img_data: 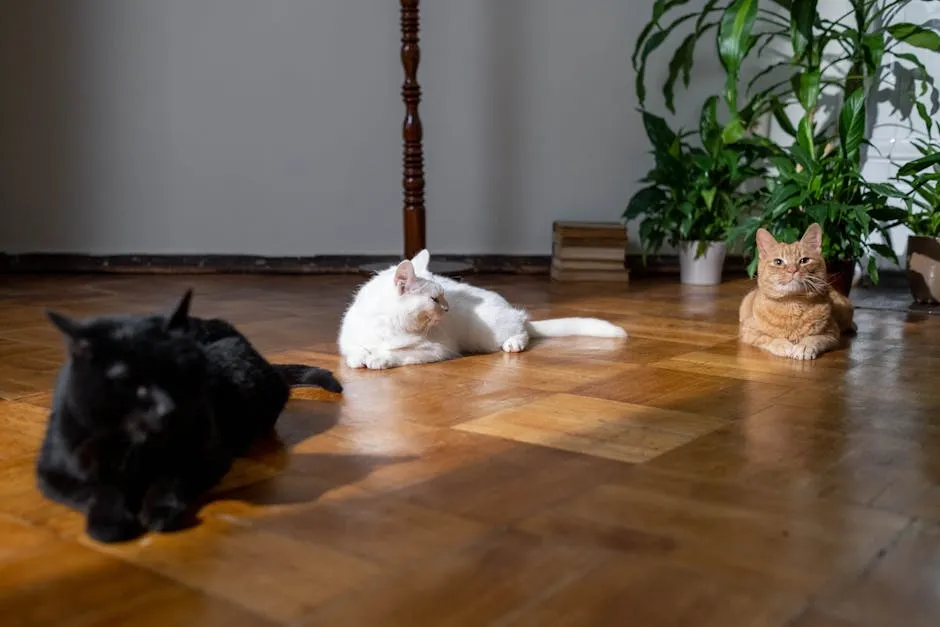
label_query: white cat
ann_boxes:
[338,249,628,370]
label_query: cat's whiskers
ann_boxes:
[800,273,830,296]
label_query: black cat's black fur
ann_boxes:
[35,289,342,543]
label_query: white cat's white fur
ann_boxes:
[338,249,628,370]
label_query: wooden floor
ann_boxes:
[0,273,938,626]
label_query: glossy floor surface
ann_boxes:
[0,273,937,626]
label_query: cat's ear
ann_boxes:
[45,309,81,338]
[45,310,91,357]
[755,228,778,258]
[800,223,823,253]
[394,260,416,295]
[411,249,430,274]
[164,289,193,332]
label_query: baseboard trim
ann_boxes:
[0,253,553,275]
[1,252,903,280]
[626,254,750,277]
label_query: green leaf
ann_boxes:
[638,217,660,255]
[641,110,678,153]
[746,256,759,277]
[694,0,722,34]
[632,0,695,66]
[769,97,798,137]
[699,95,721,153]
[790,0,817,62]
[722,117,746,145]
[867,256,879,284]
[664,33,698,114]
[653,0,692,21]
[804,204,829,224]
[635,30,669,107]
[839,89,866,163]
[685,0,722,87]
[634,12,701,107]
[797,115,816,158]
[679,203,695,239]
[867,182,907,199]
[779,226,802,245]
[632,21,658,68]
[702,187,717,210]
[769,155,796,177]
[792,70,821,112]
[898,152,940,177]
[624,185,668,220]
[887,23,940,52]
[868,206,907,223]
[652,0,718,113]
[869,243,897,259]
[852,205,871,233]
[861,32,885,75]
[894,51,930,78]
[717,0,759,105]
[765,181,803,216]
[916,101,932,137]
[789,143,816,173]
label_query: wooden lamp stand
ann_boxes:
[361,0,471,275]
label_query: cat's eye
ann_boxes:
[772,258,784,266]
[431,296,440,304]
[136,386,149,400]
[799,257,810,264]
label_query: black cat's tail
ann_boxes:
[274,364,343,393]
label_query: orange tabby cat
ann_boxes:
[739,223,855,360]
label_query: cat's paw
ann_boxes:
[86,494,144,543]
[501,334,529,353]
[344,352,369,369]
[766,339,795,358]
[141,488,191,533]
[141,503,191,532]
[86,516,144,543]
[789,343,820,361]
[364,355,394,370]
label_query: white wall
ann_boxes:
[0,0,721,257]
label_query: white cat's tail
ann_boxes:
[526,318,627,338]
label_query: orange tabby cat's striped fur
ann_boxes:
[739,223,855,360]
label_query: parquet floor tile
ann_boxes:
[0,273,936,625]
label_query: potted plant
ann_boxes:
[895,120,940,304]
[730,90,907,295]
[625,99,766,285]
[730,89,906,295]
[633,0,939,294]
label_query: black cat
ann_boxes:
[35,289,342,543]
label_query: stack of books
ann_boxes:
[550,221,629,283]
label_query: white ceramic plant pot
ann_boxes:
[678,240,727,286]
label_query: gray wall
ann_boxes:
[0,0,717,256]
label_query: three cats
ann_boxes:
[36,289,342,543]
[338,249,628,370]
[739,223,856,360]
[35,233,855,542]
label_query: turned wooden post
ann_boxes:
[400,0,426,258]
